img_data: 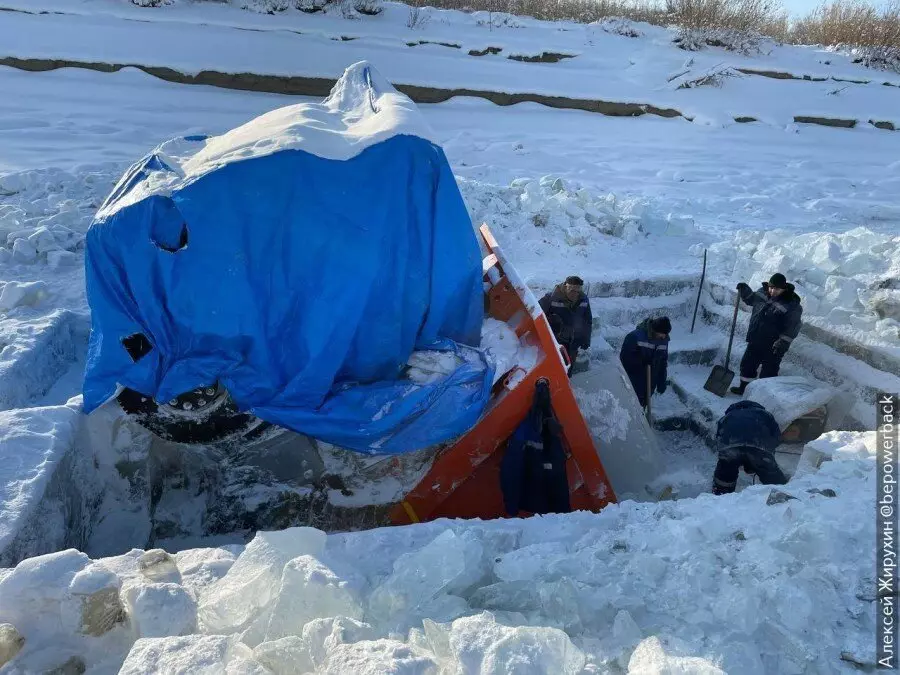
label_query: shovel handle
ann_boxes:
[645,363,652,422]
[724,292,740,369]
[690,249,707,334]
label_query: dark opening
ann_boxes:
[153,223,189,253]
[122,333,154,363]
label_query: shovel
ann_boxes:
[703,292,741,397]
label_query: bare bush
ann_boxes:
[295,0,327,12]
[674,63,743,86]
[130,0,172,6]
[407,4,431,27]
[354,0,384,15]
[790,0,900,70]
[665,0,786,33]
[675,26,772,52]
[242,0,290,11]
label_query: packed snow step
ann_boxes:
[0,309,88,411]
[588,289,695,332]
[0,401,102,567]
[595,320,722,368]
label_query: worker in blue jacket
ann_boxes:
[731,273,803,396]
[619,317,671,408]
[500,379,571,516]
[539,276,592,367]
[712,400,787,494]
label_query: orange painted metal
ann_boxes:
[389,224,617,525]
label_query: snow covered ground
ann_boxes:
[0,1,897,672]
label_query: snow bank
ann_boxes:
[0,403,100,567]
[0,427,876,673]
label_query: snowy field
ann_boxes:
[0,1,898,673]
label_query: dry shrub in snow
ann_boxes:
[130,0,172,6]
[674,26,773,53]
[598,17,644,37]
[296,0,328,12]
[791,0,900,56]
[665,0,786,32]
[675,64,743,86]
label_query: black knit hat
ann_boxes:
[650,317,672,335]
[565,275,584,286]
[768,273,788,289]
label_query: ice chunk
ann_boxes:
[868,289,900,321]
[302,617,376,669]
[627,636,724,674]
[745,377,836,431]
[368,530,484,624]
[138,549,182,585]
[27,226,61,255]
[47,250,78,270]
[809,238,842,273]
[198,527,326,634]
[0,549,90,635]
[264,555,363,642]
[69,563,125,637]
[119,635,265,675]
[321,639,439,675]
[449,611,585,674]
[823,276,862,309]
[254,636,315,674]
[0,280,48,312]
[11,237,36,263]
[0,624,24,668]
[494,542,567,582]
[839,251,879,276]
[123,581,198,638]
[176,548,237,600]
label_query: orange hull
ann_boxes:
[389,224,617,525]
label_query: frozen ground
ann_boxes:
[1,0,900,128]
[0,432,880,674]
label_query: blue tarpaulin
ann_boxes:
[83,63,493,454]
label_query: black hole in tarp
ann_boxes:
[153,223,188,253]
[149,196,189,253]
[122,333,153,363]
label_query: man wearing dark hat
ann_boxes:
[620,316,671,408]
[731,273,803,396]
[539,276,593,371]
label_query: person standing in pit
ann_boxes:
[539,276,593,372]
[731,273,803,396]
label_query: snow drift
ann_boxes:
[82,61,494,454]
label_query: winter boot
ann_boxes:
[729,382,747,396]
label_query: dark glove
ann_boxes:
[736,282,750,293]
[657,380,667,395]
[772,339,790,357]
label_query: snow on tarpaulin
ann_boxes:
[82,61,493,454]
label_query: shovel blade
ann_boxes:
[703,365,734,397]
